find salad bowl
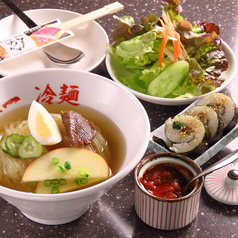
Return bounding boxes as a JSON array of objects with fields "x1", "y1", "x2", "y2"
[
  {"x1": 0, "y1": 68, "x2": 150, "y2": 225},
  {"x1": 106, "y1": 41, "x2": 237, "y2": 105}
]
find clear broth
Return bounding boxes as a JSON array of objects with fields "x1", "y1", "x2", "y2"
[{"x1": 0, "y1": 103, "x2": 126, "y2": 191}]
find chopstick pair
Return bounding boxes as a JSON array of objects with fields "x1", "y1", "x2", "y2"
[{"x1": 0, "y1": 2, "x2": 124, "y2": 63}]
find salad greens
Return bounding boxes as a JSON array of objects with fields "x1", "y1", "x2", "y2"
[{"x1": 108, "y1": 0, "x2": 229, "y2": 98}]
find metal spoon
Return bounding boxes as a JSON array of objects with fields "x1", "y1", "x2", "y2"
[
  {"x1": 1, "y1": 0, "x2": 85, "y2": 64},
  {"x1": 183, "y1": 148, "x2": 238, "y2": 196}
]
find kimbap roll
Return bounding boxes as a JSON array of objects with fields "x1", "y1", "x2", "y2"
[
  {"x1": 164, "y1": 114, "x2": 209, "y2": 154},
  {"x1": 196, "y1": 93, "x2": 237, "y2": 131},
  {"x1": 186, "y1": 105, "x2": 223, "y2": 143}
]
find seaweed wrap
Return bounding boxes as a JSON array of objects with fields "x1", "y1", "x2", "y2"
[
  {"x1": 196, "y1": 93, "x2": 237, "y2": 131},
  {"x1": 164, "y1": 114, "x2": 209, "y2": 154},
  {"x1": 186, "y1": 105, "x2": 223, "y2": 144}
]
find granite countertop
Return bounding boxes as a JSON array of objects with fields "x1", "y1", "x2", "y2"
[{"x1": 0, "y1": 0, "x2": 238, "y2": 237}]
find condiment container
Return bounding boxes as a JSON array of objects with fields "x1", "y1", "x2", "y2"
[{"x1": 134, "y1": 153, "x2": 204, "y2": 230}]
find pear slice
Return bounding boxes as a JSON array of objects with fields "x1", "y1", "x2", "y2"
[{"x1": 22, "y1": 147, "x2": 110, "y2": 193}]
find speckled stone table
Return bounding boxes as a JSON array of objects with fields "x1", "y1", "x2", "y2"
[{"x1": 0, "y1": 0, "x2": 238, "y2": 237}]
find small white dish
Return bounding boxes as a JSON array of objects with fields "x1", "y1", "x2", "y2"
[
  {"x1": 106, "y1": 42, "x2": 237, "y2": 105},
  {"x1": 0, "y1": 9, "x2": 109, "y2": 76}
]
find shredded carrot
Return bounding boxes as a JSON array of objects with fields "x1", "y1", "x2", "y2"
[
  {"x1": 158, "y1": 27, "x2": 169, "y2": 67},
  {"x1": 158, "y1": 13, "x2": 188, "y2": 67},
  {"x1": 173, "y1": 32, "x2": 182, "y2": 62}
]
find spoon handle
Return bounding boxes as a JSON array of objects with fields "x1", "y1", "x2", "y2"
[
  {"x1": 191, "y1": 149, "x2": 238, "y2": 183},
  {"x1": 1, "y1": 0, "x2": 37, "y2": 28}
]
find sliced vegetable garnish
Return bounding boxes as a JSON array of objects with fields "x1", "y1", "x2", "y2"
[
  {"x1": 57, "y1": 165, "x2": 65, "y2": 174},
  {"x1": 0, "y1": 136, "x2": 10, "y2": 154},
  {"x1": 79, "y1": 168, "x2": 89, "y2": 177},
  {"x1": 51, "y1": 179, "x2": 59, "y2": 185},
  {"x1": 42, "y1": 179, "x2": 68, "y2": 193},
  {"x1": 43, "y1": 179, "x2": 67, "y2": 188},
  {"x1": 64, "y1": 161, "x2": 72, "y2": 170},
  {"x1": 28, "y1": 181, "x2": 37, "y2": 188},
  {"x1": 74, "y1": 177, "x2": 89, "y2": 186},
  {"x1": 51, "y1": 186, "x2": 60, "y2": 194},
  {"x1": 173, "y1": 32, "x2": 182, "y2": 62},
  {"x1": 81, "y1": 178, "x2": 88, "y2": 184},
  {"x1": 74, "y1": 178, "x2": 81, "y2": 185},
  {"x1": 5, "y1": 134, "x2": 25, "y2": 158},
  {"x1": 44, "y1": 180, "x2": 51, "y2": 187},
  {"x1": 158, "y1": 25, "x2": 169, "y2": 67},
  {"x1": 173, "y1": 121, "x2": 186, "y2": 130},
  {"x1": 59, "y1": 179, "x2": 67, "y2": 185},
  {"x1": 52, "y1": 157, "x2": 59, "y2": 165},
  {"x1": 18, "y1": 135, "x2": 44, "y2": 159},
  {"x1": 147, "y1": 60, "x2": 189, "y2": 97},
  {"x1": 158, "y1": 13, "x2": 186, "y2": 67},
  {"x1": 0, "y1": 134, "x2": 44, "y2": 159}
]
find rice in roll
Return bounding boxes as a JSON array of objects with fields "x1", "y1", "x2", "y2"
[
  {"x1": 164, "y1": 114, "x2": 209, "y2": 154},
  {"x1": 196, "y1": 93, "x2": 237, "y2": 131},
  {"x1": 186, "y1": 105, "x2": 223, "y2": 144}
]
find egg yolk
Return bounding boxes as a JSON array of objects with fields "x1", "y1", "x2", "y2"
[{"x1": 36, "y1": 111, "x2": 53, "y2": 138}]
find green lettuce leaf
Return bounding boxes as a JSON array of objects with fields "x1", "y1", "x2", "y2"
[
  {"x1": 160, "y1": 0, "x2": 183, "y2": 22},
  {"x1": 112, "y1": 16, "x2": 146, "y2": 46},
  {"x1": 107, "y1": 0, "x2": 229, "y2": 99},
  {"x1": 109, "y1": 31, "x2": 161, "y2": 69}
]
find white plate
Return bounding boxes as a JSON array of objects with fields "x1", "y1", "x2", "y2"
[
  {"x1": 0, "y1": 9, "x2": 109, "y2": 76},
  {"x1": 106, "y1": 41, "x2": 237, "y2": 105}
]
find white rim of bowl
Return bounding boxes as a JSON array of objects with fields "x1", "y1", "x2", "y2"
[{"x1": 0, "y1": 68, "x2": 150, "y2": 201}]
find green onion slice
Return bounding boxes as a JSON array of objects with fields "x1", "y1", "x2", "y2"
[
  {"x1": 52, "y1": 157, "x2": 59, "y2": 165},
  {"x1": 51, "y1": 186, "x2": 60, "y2": 194},
  {"x1": 57, "y1": 165, "x2": 65, "y2": 174},
  {"x1": 81, "y1": 178, "x2": 88, "y2": 184},
  {"x1": 64, "y1": 161, "x2": 71, "y2": 170},
  {"x1": 78, "y1": 168, "x2": 89, "y2": 177},
  {"x1": 28, "y1": 181, "x2": 37, "y2": 188},
  {"x1": 74, "y1": 178, "x2": 81, "y2": 186},
  {"x1": 51, "y1": 179, "x2": 59, "y2": 185},
  {"x1": 59, "y1": 179, "x2": 66, "y2": 185},
  {"x1": 44, "y1": 180, "x2": 51, "y2": 187}
]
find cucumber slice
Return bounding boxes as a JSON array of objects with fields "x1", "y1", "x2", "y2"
[
  {"x1": 5, "y1": 134, "x2": 25, "y2": 157},
  {"x1": 147, "y1": 60, "x2": 189, "y2": 97},
  {"x1": 0, "y1": 136, "x2": 9, "y2": 154},
  {"x1": 18, "y1": 136, "x2": 44, "y2": 159}
]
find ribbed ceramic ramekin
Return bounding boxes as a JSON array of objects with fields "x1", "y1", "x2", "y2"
[{"x1": 134, "y1": 153, "x2": 204, "y2": 230}]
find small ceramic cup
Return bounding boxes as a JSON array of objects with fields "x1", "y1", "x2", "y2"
[{"x1": 134, "y1": 153, "x2": 204, "y2": 230}]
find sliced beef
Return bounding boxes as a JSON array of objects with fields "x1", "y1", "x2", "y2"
[{"x1": 60, "y1": 111, "x2": 97, "y2": 146}]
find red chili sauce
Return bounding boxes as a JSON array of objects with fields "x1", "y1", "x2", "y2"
[{"x1": 139, "y1": 164, "x2": 187, "y2": 199}]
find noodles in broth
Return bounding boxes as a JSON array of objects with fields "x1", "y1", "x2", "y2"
[{"x1": 0, "y1": 105, "x2": 124, "y2": 192}]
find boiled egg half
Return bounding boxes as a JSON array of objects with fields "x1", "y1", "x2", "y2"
[{"x1": 28, "y1": 100, "x2": 62, "y2": 145}]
